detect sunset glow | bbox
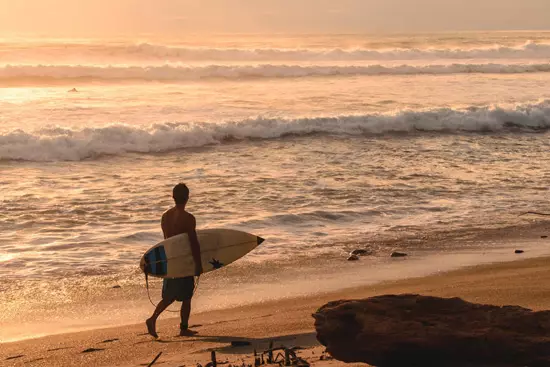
[2,0,550,36]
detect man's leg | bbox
[180,299,191,331]
[146,297,175,338]
[179,276,196,336]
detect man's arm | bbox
[187,215,203,276]
[161,212,168,239]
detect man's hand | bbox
[194,264,203,276]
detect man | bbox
[146,183,203,338]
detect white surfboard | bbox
[140,229,264,278]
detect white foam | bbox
[125,41,550,61]
[2,62,550,82]
[2,101,550,162]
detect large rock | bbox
[313,294,550,367]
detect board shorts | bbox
[162,276,195,302]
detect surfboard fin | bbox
[257,237,265,245]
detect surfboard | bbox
[140,229,264,278]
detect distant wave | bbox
[5,41,550,62]
[2,101,550,161]
[124,41,550,61]
[3,62,550,83]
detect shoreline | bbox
[3,255,550,366]
[3,230,550,345]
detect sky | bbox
[1,0,550,36]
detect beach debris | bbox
[266,341,274,363]
[231,340,251,347]
[5,355,24,360]
[347,254,360,261]
[264,345,308,367]
[313,294,550,366]
[206,351,218,367]
[390,251,407,258]
[515,250,524,254]
[112,285,122,289]
[542,235,548,239]
[81,347,104,353]
[147,352,163,367]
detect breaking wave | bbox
[5,41,550,62]
[2,101,550,161]
[123,41,550,61]
[3,62,550,83]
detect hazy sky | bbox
[1,0,550,36]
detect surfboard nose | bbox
[257,236,265,245]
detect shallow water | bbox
[1,31,550,342]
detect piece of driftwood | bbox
[147,352,162,367]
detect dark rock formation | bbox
[390,251,407,258]
[313,294,550,367]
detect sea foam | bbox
[2,101,549,162]
[2,62,550,83]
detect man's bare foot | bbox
[179,329,198,337]
[146,318,158,338]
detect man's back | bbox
[161,207,195,239]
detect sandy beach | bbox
[2,254,550,367]
[3,4,550,367]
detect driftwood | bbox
[147,352,162,367]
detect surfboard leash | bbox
[145,272,201,313]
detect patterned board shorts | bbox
[162,276,195,301]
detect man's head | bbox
[172,183,190,205]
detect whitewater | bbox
[2,101,550,161]
[2,31,550,342]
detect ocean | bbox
[1,31,550,342]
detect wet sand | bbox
[3,255,550,366]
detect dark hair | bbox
[172,183,190,205]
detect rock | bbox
[112,285,121,289]
[313,294,550,367]
[515,250,524,254]
[390,251,407,258]
[350,249,370,256]
[542,235,548,239]
[347,254,360,261]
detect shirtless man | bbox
[146,183,203,338]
